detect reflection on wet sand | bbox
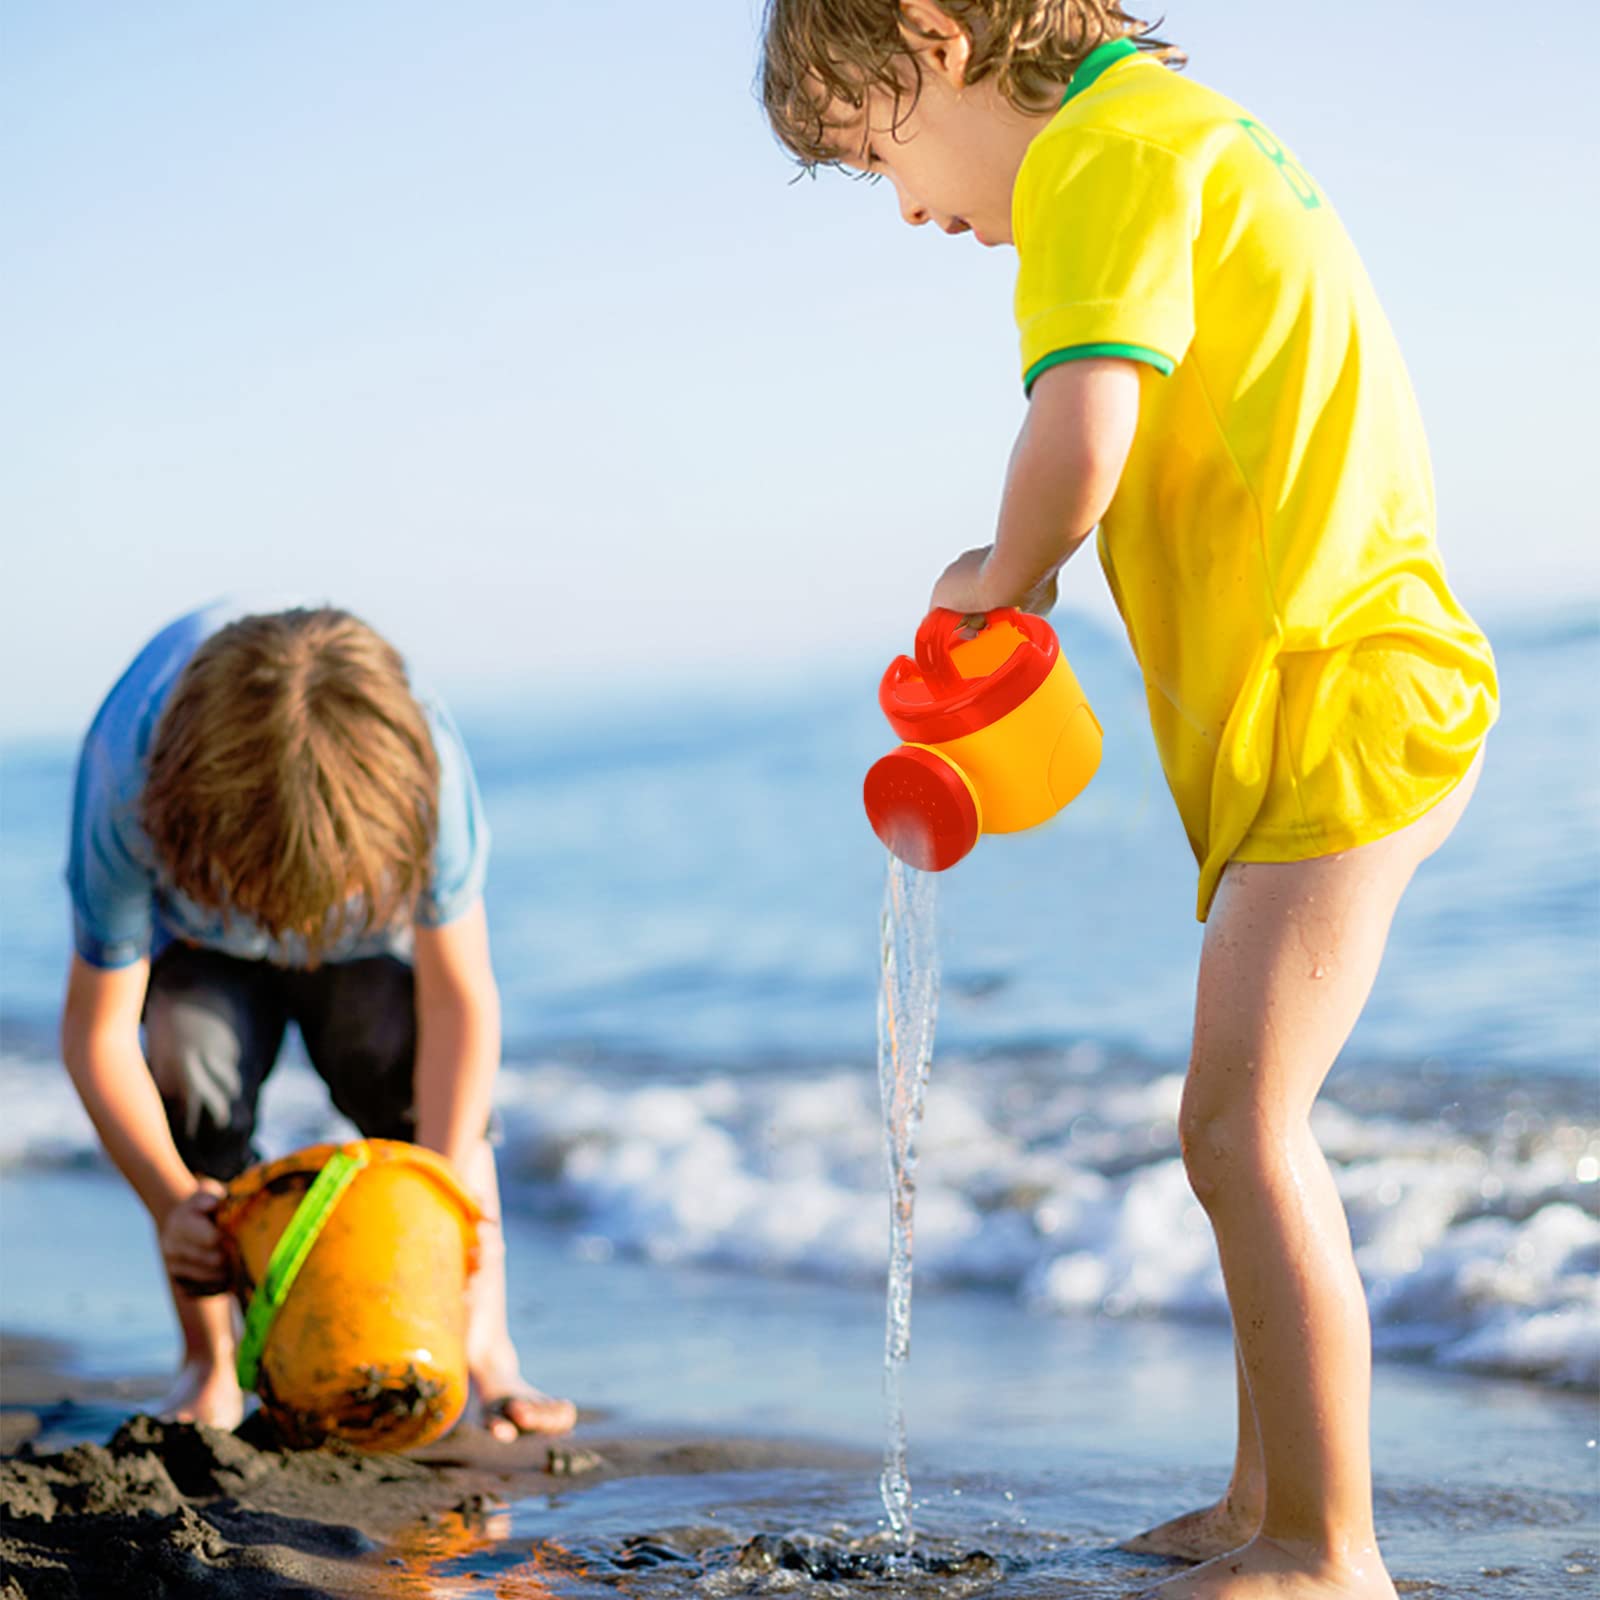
[376,1506,613,1597]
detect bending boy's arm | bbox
[412,901,503,1176]
[60,954,195,1220]
[930,358,1140,614]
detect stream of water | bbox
[875,856,941,1559]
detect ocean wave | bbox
[6,1047,1595,1391]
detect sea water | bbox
[875,856,940,1555]
[3,605,1595,1592]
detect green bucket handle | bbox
[235,1146,370,1392]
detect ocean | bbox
[1,603,1597,1593]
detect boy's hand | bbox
[930,546,998,618]
[930,547,1059,618]
[160,1178,231,1297]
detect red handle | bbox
[913,607,1021,692]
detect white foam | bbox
[5,1046,1596,1391]
[0,1054,97,1168]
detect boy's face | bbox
[833,70,1032,248]
[819,4,1056,249]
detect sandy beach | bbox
[3,1333,926,1600]
[5,1315,1597,1599]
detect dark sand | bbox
[10,1331,1593,1598]
[0,1334,874,1599]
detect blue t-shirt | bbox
[67,601,490,970]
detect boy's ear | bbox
[897,0,974,91]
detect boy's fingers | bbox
[164,1222,226,1266]
[168,1237,229,1273]
[165,1218,222,1254]
[167,1241,224,1275]
[177,1228,225,1257]
[187,1213,224,1243]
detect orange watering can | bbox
[864,607,1102,871]
[217,1139,481,1452]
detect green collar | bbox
[1060,36,1140,106]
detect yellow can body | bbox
[867,609,1103,871]
[914,651,1102,836]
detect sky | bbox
[3,1,1596,739]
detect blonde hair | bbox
[762,0,1184,167]
[142,608,440,963]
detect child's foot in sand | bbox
[477,1383,578,1441]
[469,1343,577,1440]
[1139,1534,1398,1599]
[157,1358,244,1430]
[1122,1496,1262,1562]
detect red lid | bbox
[863,745,981,872]
[880,608,1059,744]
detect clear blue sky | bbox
[3,1,1595,738]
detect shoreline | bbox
[0,1331,880,1599]
[5,1322,1598,1598]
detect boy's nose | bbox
[891,178,929,227]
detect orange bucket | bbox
[217,1139,481,1452]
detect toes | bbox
[509,1396,577,1435]
[483,1393,578,1439]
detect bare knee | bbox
[1178,1086,1298,1211]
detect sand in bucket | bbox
[217,1139,481,1451]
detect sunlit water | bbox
[363,1462,1597,1598]
[875,858,940,1556]
[7,1172,1596,1597]
[1,609,1595,1592]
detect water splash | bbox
[876,854,940,1559]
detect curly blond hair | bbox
[762,0,1183,167]
[142,608,440,963]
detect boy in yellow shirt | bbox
[762,4,1497,1597]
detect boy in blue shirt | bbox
[62,602,575,1440]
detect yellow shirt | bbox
[1013,40,1499,919]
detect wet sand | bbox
[5,1315,1596,1598]
[0,1333,877,1599]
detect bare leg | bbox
[1123,1340,1264,1559]
[459,1139,577,1439]
[157,1266,243,1429]
[1148,760,1479,1600]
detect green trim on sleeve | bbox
[1060,37,1140,106]
[1024,342,1175,394]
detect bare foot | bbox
[157,1358,244,1430]
[1122,1494,1263,1562]
[1139,1533,1397,1599]
[479,1385,579,1441]
[469,1344,577,1441]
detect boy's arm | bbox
[929,357,1141,615]
[412,900,502,1177]
[60,954,227,1292]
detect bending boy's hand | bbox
[930,548,1060,619]
[160,1178,231,1297]
[929,546,997,617]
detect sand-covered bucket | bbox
[217,1139,481,1452]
